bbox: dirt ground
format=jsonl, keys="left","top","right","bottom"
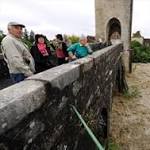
{"left": 110, "top": 63, "right": 150, "bottom": 150}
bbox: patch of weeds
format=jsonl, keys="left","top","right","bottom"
{"left": 84, "top": 109, "right": 97, "bottom": 131}
{"left": 123, "top": 86, "right": 140, "bottom": 99}
{"left": 108, "top": 139, "right": 120, "bottom": 150}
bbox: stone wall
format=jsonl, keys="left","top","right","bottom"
{"left": 0, "top": 43, "right": 123, "bottom": 150}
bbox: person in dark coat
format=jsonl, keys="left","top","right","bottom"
{"left": 30, "top": 34, "right": 53, "bottom": 73}
{"left": 55, "top": 34, "right": 68, "bottom": 65}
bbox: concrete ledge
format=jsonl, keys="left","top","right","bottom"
{"left": 0, "top": 80, "right": 46, "bottom": 134}
{"left": 28, "top": 62, "right": 80, "bottom": 90}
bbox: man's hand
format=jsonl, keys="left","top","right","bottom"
{"left": 65, "top": 57, "right": 69, "bottom": 61}
{"left": 25, "top": 71, "right": 34, "bottom": 77}
{"left": 68, "top": 52, "right": 77, "bottom": 61}
{"left": 71, "top": 55, "right": 77, "bottom": 60}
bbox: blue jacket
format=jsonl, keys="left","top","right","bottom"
{"left": 67, "top": 43, "right": 92, "bottom": 58}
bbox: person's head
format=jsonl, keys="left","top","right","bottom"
{"left": 79, "top": 36, "right": 87, "bottom": 45}
{"left": 7, "top": 22, "right": 25, "bottom": 38}
{"left": 56, "top": 34, "right": 63, "bottom": 41}
{"left": 35, "top": 34, "right": 46, "bottom": 44}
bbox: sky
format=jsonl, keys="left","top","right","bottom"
{"left": 132, "top": 0, "right": 150, "bottom": 38}
{"left": 0, "top": 0, "right": 150, "bottom": 39}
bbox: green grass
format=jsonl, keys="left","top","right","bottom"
{"left": 123, "top": 86, "right": 140, "bottom": 99}
{"left": 108, "top": 140, "right": 120, "bottom": 150}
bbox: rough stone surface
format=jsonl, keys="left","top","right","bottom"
{"left": 0, "top": 43, "right": 123, "bottom": 150}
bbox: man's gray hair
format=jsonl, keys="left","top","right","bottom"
{"left": 8, "top": 24, "right": 12, "bottom": 30}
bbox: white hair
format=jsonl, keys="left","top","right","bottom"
{"left": 79, "top": 35, "right": 87, "bottom": 41}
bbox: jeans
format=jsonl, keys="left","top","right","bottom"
{"left": 10, "top": 73, "right": 26, "bottom": 83}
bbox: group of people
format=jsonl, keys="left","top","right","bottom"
{"left": 1, "top": 22, "right": 93, "bottom": 83}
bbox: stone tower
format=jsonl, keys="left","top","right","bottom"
{"left": 95, "top": 0, "right": 133, "bottom": 50}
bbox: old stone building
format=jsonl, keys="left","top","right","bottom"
{"left": 95, "top": 0, "right": 133, "bottom": 50}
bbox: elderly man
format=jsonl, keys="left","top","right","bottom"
{"left": 1, "top": 22, "right": 35, "bottom": 83}
{"left": 67, "top": 36, "right": 93, "bottom": 60}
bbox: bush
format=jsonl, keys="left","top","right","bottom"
{"left": 68, "top": 35, "right": 79, "bottom": 44}
{"left": 22, "top": 38, "right": 33, "bottom": 49}
{"left": 0, "top": 34, "right": 6, "bottom": 53}
{"left": 131, "top": 41, "right": 150, "bottom": 63}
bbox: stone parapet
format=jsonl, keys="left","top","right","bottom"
{"left": 0, "top": 43, "right": 123, "bottom": 150}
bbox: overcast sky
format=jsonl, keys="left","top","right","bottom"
{"left": 0, "top": 0, "right": 150, "bottom": 39}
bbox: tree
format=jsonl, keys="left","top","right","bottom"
{"left": 0, "top": 30, "right": 5, "bottom": 42}
{"left": 0, "top": 30, "right": 3, "bottom": 36}
{"left": 23, "top": 28, "right": 29, "bottom": 40}
{"left": 29, "top": 30, "right": 35, "bottom": 43}
{"left": 132, "top": 31, "right": 142, "bottom": 38}
{"left": 131, "top": 40, "right": 150, "bottom": 63}
{"left": 0, "top": 30, "right": 6, "bottom": 53}
{"left": 22, "top": 28, "right": 33, "bottom": 48}
{"left": 0, "top": 34, "right": 4, "bottom": 43}
{"left": 68, "top": 35, "right": 79, "bottom": 44}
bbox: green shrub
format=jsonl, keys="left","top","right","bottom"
{"left": 68, "top": 35, "right": 79, "bottom": 44}
{"left": 131, "top": 41, "right": 150, "bottom": 63}
{"left": 22, "top": 38, "right": 33, "bottom": 49}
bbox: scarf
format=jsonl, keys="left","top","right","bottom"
{"left": 37, "top": 43, "right": 49, "bottom": 56}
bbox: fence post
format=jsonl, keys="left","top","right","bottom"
{"left": 129, "top": 48, "right": 133, "bottom": 73}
